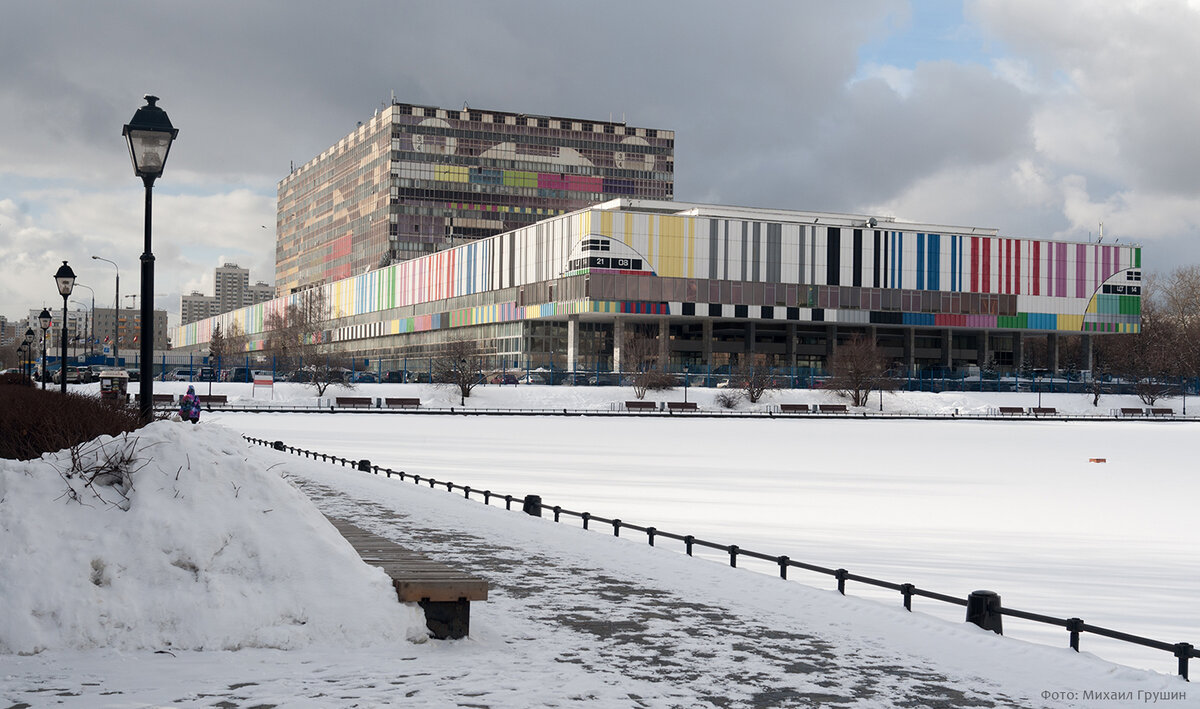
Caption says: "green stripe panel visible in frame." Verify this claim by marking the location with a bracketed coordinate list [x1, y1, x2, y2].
[1135, 248, 1141, 268]
[997, 314, 1028, 329]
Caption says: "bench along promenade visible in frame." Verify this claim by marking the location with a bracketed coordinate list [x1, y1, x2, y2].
[246, 434, 1198, 679]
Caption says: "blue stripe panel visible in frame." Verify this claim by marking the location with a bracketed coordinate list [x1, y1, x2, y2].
[950, 236, 958, 291]
[916, 234, 926, 290]
[902, 313, 936, 326]
[927, 233, 940, 291]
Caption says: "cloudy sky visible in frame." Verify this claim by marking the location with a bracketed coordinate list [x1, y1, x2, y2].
[3, 1, 1198, 332]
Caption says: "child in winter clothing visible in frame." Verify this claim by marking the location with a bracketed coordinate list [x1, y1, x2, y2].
[179, 385, 201, 424]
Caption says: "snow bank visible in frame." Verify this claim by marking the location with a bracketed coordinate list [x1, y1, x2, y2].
[0, 421, 426, 654]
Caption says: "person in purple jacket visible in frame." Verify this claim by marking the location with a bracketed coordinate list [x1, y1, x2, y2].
[179, 385, 201, 424]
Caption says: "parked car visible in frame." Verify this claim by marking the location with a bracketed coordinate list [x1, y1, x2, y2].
[55, 366, 87, 384]
[167, 368, 195, 381]
[228, 367, 253, 383]
[196, 367, 217, 382]
[382, 370, 406, 383]
[520, 373, 547, 385]
[349, 371, 377, 383]
[490, 373, 518, 385]
[126, 368, 140, 382]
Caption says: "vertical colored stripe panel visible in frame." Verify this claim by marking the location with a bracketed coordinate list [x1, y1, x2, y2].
[928, 233, 939, 291]
[852, 229, 863, 287]
[916, 233, 926, 290]
[873, 231, 881, 287]
[1076, 244, 1087, 298]
[970, 236, 979, 292]
[1033, 241, 1041, 295]
[826, 228, 840, 285]
[950, 236, 958, 291]
[1004, 239, 1012, 294]
[1014, 241, 1021, 295]
[1056, 243, 1068, 297]
[981, 238, 991, 293]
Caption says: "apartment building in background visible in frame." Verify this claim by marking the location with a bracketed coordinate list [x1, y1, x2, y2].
[274, 101, 675, 295]
[180, 263, 273, 325]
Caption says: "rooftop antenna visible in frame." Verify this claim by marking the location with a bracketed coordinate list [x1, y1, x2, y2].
[1097, 221, 1104, 243]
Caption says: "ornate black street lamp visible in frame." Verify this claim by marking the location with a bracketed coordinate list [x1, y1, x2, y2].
[23, 328, 35, 385]
[38, 308, 51, 390]
[54, 261, 76, 393]
[123, 95, 178, 421]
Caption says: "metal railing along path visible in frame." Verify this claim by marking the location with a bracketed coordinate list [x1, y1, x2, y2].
[244, 435, 1198, 679]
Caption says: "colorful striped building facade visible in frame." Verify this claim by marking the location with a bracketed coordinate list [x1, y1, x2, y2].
[177, 200, 1140, 373]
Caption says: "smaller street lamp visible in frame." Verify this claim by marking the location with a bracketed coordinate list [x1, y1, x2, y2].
[459, 357, 467, 406]
[55, 261, 76, 393]
[23, 328, 35, 385]
[38, 308, 51, 390]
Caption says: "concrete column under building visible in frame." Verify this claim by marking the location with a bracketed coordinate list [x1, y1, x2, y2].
[903, 328, 915, 373]
[941, 329, 953, 369]
[702, 319, 714, 369]
[612, 318, 625, 373]
[825, 325, 837, 361]
[786, 323, 797, 369]
[977, 330, 991, 368]
[657, 317, 670, 369]
[1047, 332, 1060, 374]
[1079, 333, 1093, 373]
[744, 321, 756, 361]
[567, 315, 579, 372]
[1013, 331, 1024, 370]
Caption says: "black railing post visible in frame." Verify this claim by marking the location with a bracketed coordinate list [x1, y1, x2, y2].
[505, 494, 513, 510]
[553, 505, 561, 522]
[356, 459, 371, 472]
[483, 490, 491, 505]
[464, 486, 472, 499]
[835, 568, 848, 595]
[272, 440, 285, 451]
[777, 555, 789, 579]
[522, 494, 542, 517]
[684, 535, 694, 556]
[966, 590, 1004, 635]
[582, 512, 590, 530]
[1174, 643, 1193, 680]
[612, 519, 622, 537]
[900, 583, 915, 611]
[728, 545, 739, 568]
[647, 527, 656, 546]
[1066, 618, 1083, 651]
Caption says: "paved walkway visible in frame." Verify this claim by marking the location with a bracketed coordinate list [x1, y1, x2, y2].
[294, 476, 1025, 708]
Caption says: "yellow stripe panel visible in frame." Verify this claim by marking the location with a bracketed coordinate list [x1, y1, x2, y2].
[623, 213, 634, 248]
[600, 210, 613, 238]
[1057, 314, 1083, 331]
[686, 218, 695, 278]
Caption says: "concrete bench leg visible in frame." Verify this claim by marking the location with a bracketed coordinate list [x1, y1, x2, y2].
[419, 598, 470, 639]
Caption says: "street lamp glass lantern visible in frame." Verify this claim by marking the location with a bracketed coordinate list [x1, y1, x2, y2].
[54, 261, 76, 297]
[38, 308, 52, 330]
[122, 95, 178, 179]
[24, 328, 34, 346]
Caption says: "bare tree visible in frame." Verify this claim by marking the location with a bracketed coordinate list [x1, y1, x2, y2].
[261, 288, 352, 395]
[433, 337, 487, 405]
[729, 354, 777, 404]
[825, 333, 896, 407]
[623, 325, 673, 399]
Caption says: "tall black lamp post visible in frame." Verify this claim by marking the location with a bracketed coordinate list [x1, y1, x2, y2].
[38, 308, 51, 390]
[54, 261, 76, 393]
[123, 95, 178, 421]
[23, 329, 35, 385]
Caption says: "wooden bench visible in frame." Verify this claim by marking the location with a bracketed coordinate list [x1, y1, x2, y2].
[666, 401, 698, 411]
[384, 397, 421, 409]
[998, 406, 1025, 415]
[817, 404, 848, 414]
[1030, 407, 1057, 416]
[625, 400, 657, 411]
[1149, 408, 1174, 416]
[335, 396, 375, 409]
[779, 403, 809, 413]
[136, 393, 176, 404]
[1119, 407, 1144, 417]
[197, 394, 228, 407]
[327, 517, 487, 639]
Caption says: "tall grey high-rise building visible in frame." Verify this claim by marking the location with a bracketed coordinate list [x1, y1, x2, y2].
[180, 263, 273, 325]
[274, 101, 675, 295]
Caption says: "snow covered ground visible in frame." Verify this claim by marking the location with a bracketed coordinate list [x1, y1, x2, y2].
[2, 381, 1196, 707]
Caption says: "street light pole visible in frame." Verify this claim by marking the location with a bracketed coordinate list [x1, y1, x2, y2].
[73, 282, 95, 361]
[54, 261, 76, 394]
[23, 329, 34, 385]
[92, 256, 120, 365]
[39, 308, 51, 390]
[123, 95, 178, 422]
